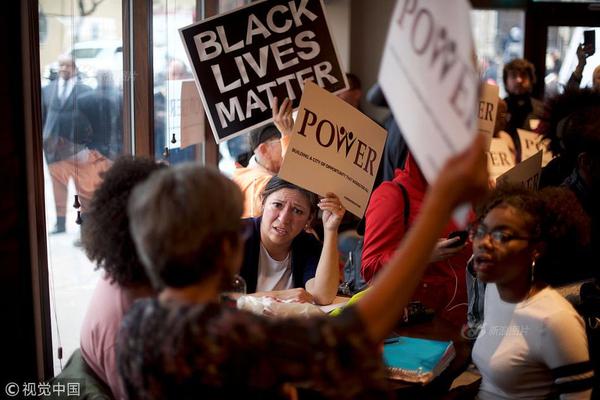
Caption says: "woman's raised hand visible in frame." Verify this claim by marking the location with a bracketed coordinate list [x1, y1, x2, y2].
[272, 96, 294, 138]
[319, 193, 345, 232]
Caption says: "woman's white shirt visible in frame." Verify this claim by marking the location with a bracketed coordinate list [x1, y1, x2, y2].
[473, 283, 591, 400]
[256, 244, 293, 292]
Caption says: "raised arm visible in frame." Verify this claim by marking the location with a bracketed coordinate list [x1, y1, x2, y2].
[272, 96, 293, 156]
[356, 135, 489, 343]
[566, 44, 588, 91]
[305, 193, 345, 305]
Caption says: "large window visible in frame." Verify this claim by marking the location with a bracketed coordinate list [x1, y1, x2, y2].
[544, 26, 599, 97]
[152, 0, 204, 164]
[39, 0, 127, 372]
[471, 9, 526, 97]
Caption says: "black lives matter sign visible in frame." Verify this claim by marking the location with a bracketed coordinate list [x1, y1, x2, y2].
[180, 0, 347, 143]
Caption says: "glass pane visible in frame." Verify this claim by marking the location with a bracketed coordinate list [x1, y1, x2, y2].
[152, 0, 206, 164]
[38, 0, 127, 373]
[471, 9, 525, 98]
[545, 26, 600, 98]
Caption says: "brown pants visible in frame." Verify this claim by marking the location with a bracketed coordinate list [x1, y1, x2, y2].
[48, 150, 113, 217]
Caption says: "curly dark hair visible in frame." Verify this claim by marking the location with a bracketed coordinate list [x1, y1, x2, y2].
[475, 185, 590, 285]
[539, 88, 600, 163]
[81, 156, 165, 287]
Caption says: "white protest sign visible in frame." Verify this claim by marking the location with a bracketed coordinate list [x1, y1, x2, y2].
[497, 150, 543, 190]
[517, 128, 554, 167]
[379, 0, 478, 185]
[478, 83, 499, 150]
[278, 82, 387, 217]
[166, 80, 206, 149]
[487, 138, 515, 182]
[180, 0, 348, 143]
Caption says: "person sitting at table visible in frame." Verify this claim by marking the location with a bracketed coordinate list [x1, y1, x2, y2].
[471, 185, 593, 400]
[362, 152, 473, 325]
[239, 176, 344, 306]
[117, 134, 488, 400]
[80, 156, 164, 399]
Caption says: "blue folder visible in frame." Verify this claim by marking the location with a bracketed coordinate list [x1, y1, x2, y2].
[383, 336, 455, 384]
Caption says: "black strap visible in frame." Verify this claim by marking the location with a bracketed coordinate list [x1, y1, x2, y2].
[395, 182, 410, 228]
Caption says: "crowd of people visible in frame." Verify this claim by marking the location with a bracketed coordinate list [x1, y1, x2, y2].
[44, 33, 600, 399]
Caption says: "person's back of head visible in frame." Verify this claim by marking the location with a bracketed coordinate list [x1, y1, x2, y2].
[82, 156, 165, 288]
[540, 88, 600, 169]
[128, 164, 243, 289]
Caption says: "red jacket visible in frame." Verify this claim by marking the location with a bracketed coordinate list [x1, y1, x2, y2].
[361, 154, 471, 325]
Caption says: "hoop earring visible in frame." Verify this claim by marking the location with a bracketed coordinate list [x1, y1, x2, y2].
[530, 259, 536, 283]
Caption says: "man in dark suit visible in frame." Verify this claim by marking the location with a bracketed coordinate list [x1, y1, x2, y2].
[42, 55, 111, 234]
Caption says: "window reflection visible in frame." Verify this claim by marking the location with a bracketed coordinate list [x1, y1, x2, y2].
[153, 0, 201, 164]
[38, 0, 125, 373]
[471, 9, 525, 97]
[545, 27, 600, 98]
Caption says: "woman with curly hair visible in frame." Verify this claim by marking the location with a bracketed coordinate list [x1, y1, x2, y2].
[79, 156, 164, 399]
[471, 185, 593, 399]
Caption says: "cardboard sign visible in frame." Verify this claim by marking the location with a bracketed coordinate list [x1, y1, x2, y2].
[378, 0, 478, 185]
[478, 83, 499, 150]
[180, 0, 348, 143]
[166, 80, 206, 149]
[278, 82, 387, 217]
[497, 150, 542, 190]
[517, 129, 554, 167]
[487, 138, 515, 182]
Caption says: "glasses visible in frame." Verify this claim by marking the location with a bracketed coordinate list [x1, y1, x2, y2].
[469, 224, 533, 246]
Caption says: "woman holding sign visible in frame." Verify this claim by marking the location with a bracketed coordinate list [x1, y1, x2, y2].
[239, 176, 344, 305]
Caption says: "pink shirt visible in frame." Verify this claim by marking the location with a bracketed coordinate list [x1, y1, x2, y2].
[80, 277, 134, 400]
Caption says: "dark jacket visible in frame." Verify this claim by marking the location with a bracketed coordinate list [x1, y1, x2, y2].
[41, 78, 92, 163]
[240, 217, 322, 293]
[504, 94, 544, 162]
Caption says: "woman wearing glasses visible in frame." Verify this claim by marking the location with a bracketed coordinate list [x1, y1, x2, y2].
[470, 185, 593, 399]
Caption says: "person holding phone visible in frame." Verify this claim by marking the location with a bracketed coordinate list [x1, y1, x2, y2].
[567, 30, 600, 92]
[361, 152, 474, 326]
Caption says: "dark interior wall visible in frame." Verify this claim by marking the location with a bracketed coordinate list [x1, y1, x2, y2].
[0, 0, 41, 383]
[349, 0, 395, 124]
